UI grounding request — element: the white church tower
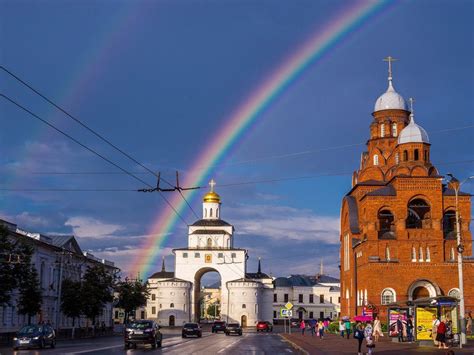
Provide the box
[148,180,274,327]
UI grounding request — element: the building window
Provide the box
[183,252,188,258]
[273,311,277,318]
[373,154,379,166]
[392,123,397,137]
[309,311,314,319]
[195,252,200,258]
[273,294,277,302]
[284,294,289,302]
[419,246,424,262]
[411,246,417,262]
[152,294,156,301]
[425,150,429,161]
[159,304,162,309]
[216,208,219,218]
[364,289,368,305]
[218,253,223,258]
[330,297,333,303]
[380,124,385,137]
[140,311,145,319]
[426,247,431,262]
[443,210,456,239]
[231,253,236,258]
[385,246,391,261]
[403,150,408,161]
[338,297,341,303]
[205,209,207,218]
[320,295,324,304]
[242,304,246,309]
[343,234,350,271]
[395,152,399,164]
[152,307,156,315]
[406,198,431,229]
[298,294,303,303]
[170,303,174,308]
[207,238,212,248]
[210,208,213,217]
[378,209,395,238]
[414,149,419,161]
[309,294,314,303]
[381,288,396,305]
[450,247,455,261]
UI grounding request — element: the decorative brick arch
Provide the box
[411,165,428,177]
[407,279,440,301]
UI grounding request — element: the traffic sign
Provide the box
[280,309,293,317]
[285,302,293,310]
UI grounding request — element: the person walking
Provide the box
[339,320,345,338]
[406,315,414,343]
[300,319,306,336]
[354,321,365,355]
[432,315,440,346]
[323,318,329,331]
[373,316,383,343]
[396,316,404,342]
[466,312,472,336]
[436,317,449,349]
[309,318,316,336]
[318,319,325,340]
[345,319,351,339]
[364,320,375,355]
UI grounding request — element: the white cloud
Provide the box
[0,212,51,229]
[226,204,340,244]
[65,216,123,238]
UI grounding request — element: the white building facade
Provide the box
[146,181,274,327]
[0,219,117,334]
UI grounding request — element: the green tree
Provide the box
[17,265,42,325]
[0,226,17,305]
[207,303,220,318]
[115,278,149,323]
[80,265,114,333]
[61,279,82,338]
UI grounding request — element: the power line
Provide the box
[0,93,189,226]
[0,65,176,189]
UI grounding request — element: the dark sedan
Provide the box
[225,323,242,336]
[124,320,162,349]
[182,323,202,338]
[13,324,56,350]
[212,320,227,333]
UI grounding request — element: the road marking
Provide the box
[65,344,123,354]
[216,336,244,353]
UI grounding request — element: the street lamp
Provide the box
[445,173,474,347]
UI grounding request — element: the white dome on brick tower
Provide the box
[374,56,408,112]
[398,98,430,144]
[202,179,221,220]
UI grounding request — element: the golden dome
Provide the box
[203,191,221,203]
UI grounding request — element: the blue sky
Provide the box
[1,0,473,279]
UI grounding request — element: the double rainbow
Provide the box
[130,0,395,277]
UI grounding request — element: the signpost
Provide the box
[282,302,294,334]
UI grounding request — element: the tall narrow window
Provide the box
[205,209,207,218]
[380,124,385,137]
[426,247,431,262]
[207,238,212,248]
[385,246,391,261]
[411,246,417,262]
[364,289,368,305]
[419,247,424,262]
[414,149,419,161]
[450,247,455,261]
[403,150,408,161]
[395,152,399,164]
[373,154,379,166]
[210,208,213,217]
[392,123,397,137]
[424,150,428,161]
[216,208,219,218]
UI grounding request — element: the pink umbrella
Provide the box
[354,315,372,322]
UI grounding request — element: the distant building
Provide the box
[145,181,274,327]
[0,219,118,334]
[273,274,340,321]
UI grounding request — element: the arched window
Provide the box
[448,288,461,299]
[411,246,416,262]
[406,198,431,229]
[207,238,213,248]
[345,289,349,299]
[380,124,385,137]
[419,246,424,262]
[204,209,207,218]
[170,303,174,308]
[450,247,455,261]
[426,247,431,262]
[443,210,456,239]
[242,304,246,309]
[403,150,408,161]
[378,209,395,238]
[364,289,368,306]
[414,149,419,161]
[216,208,219,218]
[392,123,397,137]
[373,154,379,166]
[210,208,213,217]
[424,150,428,162]
[385,246,391,261]
[381,288,396,305]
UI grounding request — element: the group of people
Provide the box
[394,315,414,342]
[299,318,329,339]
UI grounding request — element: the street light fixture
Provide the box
[445,173,474,348]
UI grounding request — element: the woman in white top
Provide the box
[432,315,440,346]
[373,316,383,342]
[339,320,345,338]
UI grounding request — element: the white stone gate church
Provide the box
[146,181,274,327]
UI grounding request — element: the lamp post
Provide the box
[446,174,474,347]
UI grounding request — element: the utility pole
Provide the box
[55,250,64,332]
[447,174,473,348]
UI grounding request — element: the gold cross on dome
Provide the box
[209,179,216,192]
[383,56,398,79]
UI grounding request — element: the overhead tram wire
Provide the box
[0,93,189,226]
[0,65,175,190]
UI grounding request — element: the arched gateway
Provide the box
[147,181,274,327]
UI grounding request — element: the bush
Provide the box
[381,323,388,333]
[328,321,339,334]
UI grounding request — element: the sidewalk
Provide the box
[281,332,474,354]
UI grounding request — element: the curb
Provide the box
[279,334,310,355]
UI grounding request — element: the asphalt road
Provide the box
[0,332,296,355]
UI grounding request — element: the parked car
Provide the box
[124,320,162,349]
[225,323,242,336]
[212,320,227,333]
[182,322,202,338]
[256,321,273,332]
[13,324,56,350]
